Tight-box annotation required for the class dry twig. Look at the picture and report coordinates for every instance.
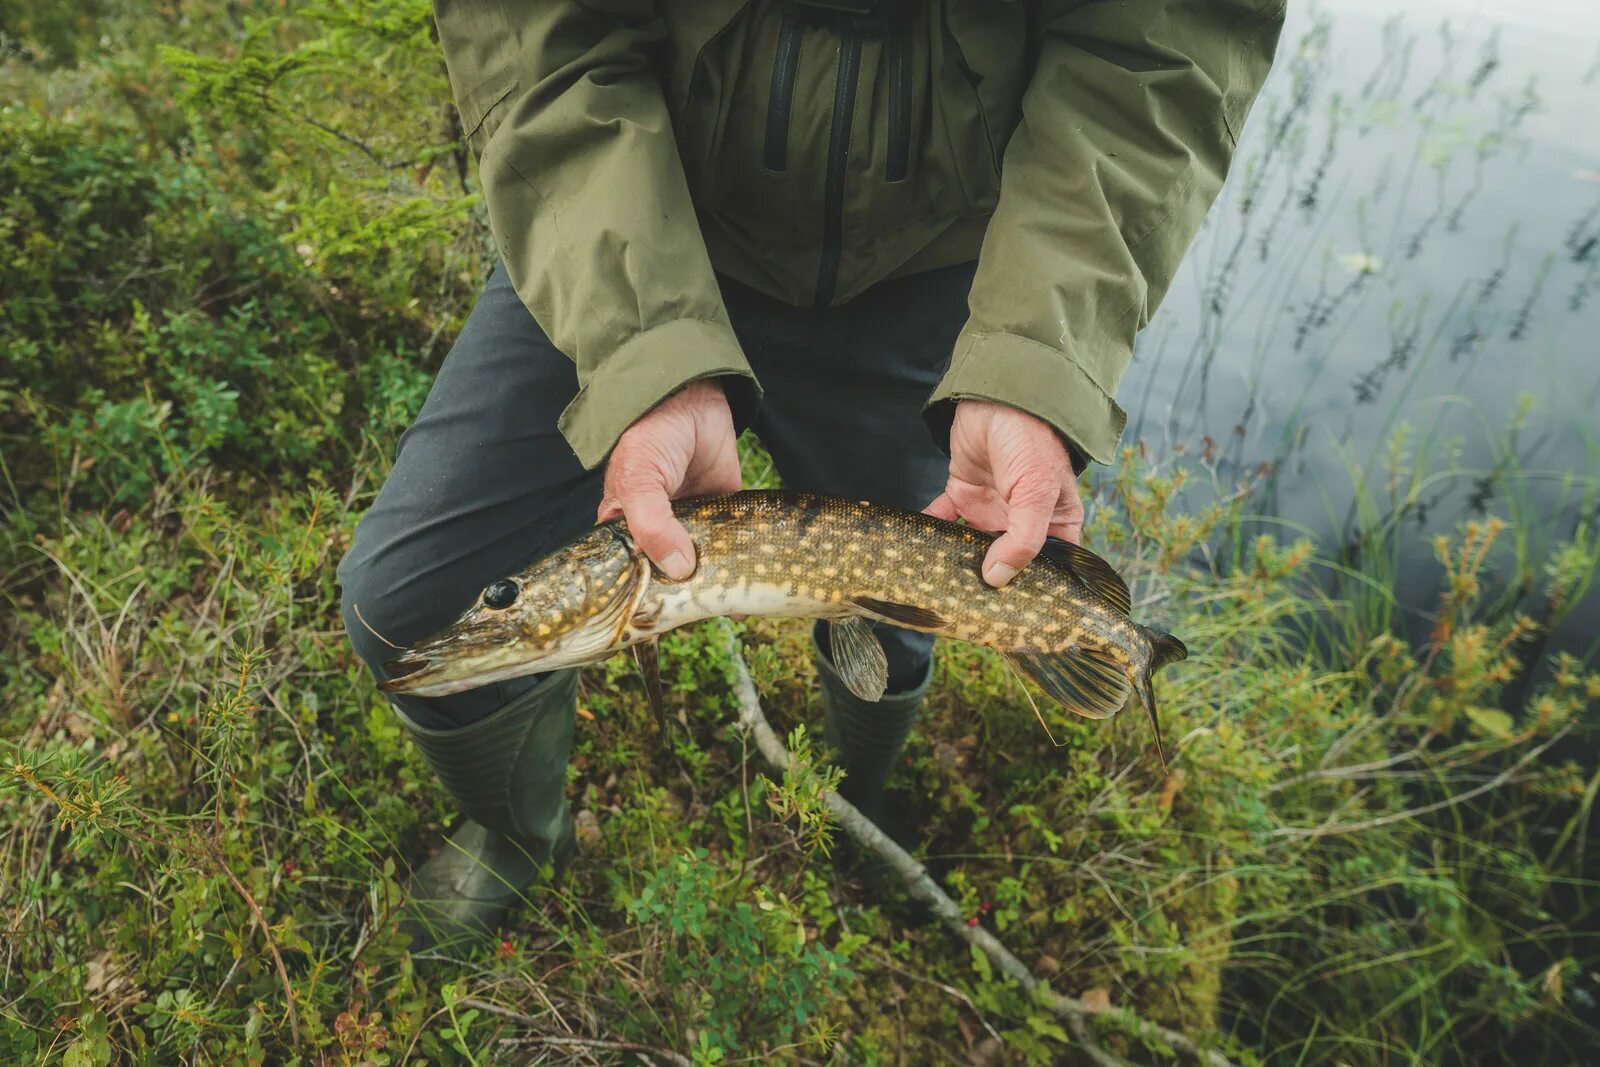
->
[459,997,692,1067]
[719,620,1234,1067]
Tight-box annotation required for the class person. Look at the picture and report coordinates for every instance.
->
[339,0,1284,948]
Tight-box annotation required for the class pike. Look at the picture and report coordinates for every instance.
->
[380,491,1188,766]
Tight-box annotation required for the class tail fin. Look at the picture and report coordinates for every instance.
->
[1132,625,1189,772]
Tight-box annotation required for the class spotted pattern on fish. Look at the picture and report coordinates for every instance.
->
[379,492,1187,765]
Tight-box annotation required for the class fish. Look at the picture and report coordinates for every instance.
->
[379,491,1188,766]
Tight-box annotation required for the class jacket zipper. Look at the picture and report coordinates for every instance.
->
[815,34,862,307]
[763,13,803,172]
[885,30,911,183]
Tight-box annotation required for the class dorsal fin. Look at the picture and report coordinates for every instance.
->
[1037,539,1131,615]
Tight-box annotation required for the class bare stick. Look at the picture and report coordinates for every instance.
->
[204,838,300,1045]
[719,620,1233,1067]
[459,998,692,1067]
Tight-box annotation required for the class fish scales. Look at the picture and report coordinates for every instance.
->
[378,490,1188,766]
[673,493,1130,654]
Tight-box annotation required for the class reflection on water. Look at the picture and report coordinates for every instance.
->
[1126,1,1600,658]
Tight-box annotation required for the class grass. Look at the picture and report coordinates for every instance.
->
[2,2,1597,1064]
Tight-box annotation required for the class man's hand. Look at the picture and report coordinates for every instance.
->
[925,399,1084,588]
[598,379,740,580]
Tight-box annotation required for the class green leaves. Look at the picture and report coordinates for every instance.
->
[1466,705,1516,739]
[622,847,859,1057]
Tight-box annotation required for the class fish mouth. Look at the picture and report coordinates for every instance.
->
[378,643,541,697]
[377,639,508,703]
[378,653,431,691]
[378,650,455,696]
[377,537,653,698]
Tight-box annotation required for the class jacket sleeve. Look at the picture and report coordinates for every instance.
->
[434,0,758,469]
[926,0,1285,466]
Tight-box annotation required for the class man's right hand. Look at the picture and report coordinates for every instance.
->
[598,379,740,581]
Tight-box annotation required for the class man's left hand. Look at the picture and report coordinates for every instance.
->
[925,399,1084,588]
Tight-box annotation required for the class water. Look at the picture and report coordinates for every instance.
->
[1125,0,1600,657]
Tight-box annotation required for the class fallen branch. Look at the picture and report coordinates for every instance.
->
[719,620,1233,1067]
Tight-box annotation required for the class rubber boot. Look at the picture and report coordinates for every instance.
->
[815,627,932,824]
[392,670,577,953]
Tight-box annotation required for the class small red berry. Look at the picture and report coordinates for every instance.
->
[979,901,992,913]
[966,916,980,927]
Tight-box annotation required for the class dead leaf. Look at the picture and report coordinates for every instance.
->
[1541,961,1565,1002]
[574,809,602,850]
[1081,988,1112,1014]
[85,952,116,995]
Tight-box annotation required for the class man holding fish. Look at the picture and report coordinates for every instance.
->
[338,0,1284,947]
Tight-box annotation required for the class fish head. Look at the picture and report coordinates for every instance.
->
[380,525,645,697]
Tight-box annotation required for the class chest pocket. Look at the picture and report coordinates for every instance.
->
[938,0,1030,202]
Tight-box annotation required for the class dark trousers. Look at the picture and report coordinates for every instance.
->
[338,260,976,731]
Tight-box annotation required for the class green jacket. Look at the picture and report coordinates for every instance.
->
[433,0,1285,470]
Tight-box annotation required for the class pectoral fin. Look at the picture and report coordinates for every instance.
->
[849,596,947,631]
[1005,645,1131,721]
[828,617,889,702]
[630,638,666,744]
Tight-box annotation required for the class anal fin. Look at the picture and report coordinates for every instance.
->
[829,617,888,702]
[1006,645,1131,721]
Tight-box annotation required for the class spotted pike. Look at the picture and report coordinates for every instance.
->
[380,491,1187,765]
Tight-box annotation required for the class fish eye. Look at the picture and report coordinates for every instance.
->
[482,578,519,609]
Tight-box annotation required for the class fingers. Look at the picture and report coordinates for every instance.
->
[981,473,1055,588]
[691,440,744,498]
[616,483,697,580]
[923,492,960,522]
[602,438,697,579]
[597,380,738,581]
[1048,508,1084,547]
[1048,474,1085,546]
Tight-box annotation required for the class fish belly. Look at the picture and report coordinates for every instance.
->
[647,578,849,635]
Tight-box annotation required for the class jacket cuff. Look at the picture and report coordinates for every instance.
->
[924,330,1127,469]
[557,318,760,470]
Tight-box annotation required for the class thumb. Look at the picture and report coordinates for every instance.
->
[618,483,697,581]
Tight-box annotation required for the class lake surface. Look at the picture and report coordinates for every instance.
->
[1125,0,1600,658]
